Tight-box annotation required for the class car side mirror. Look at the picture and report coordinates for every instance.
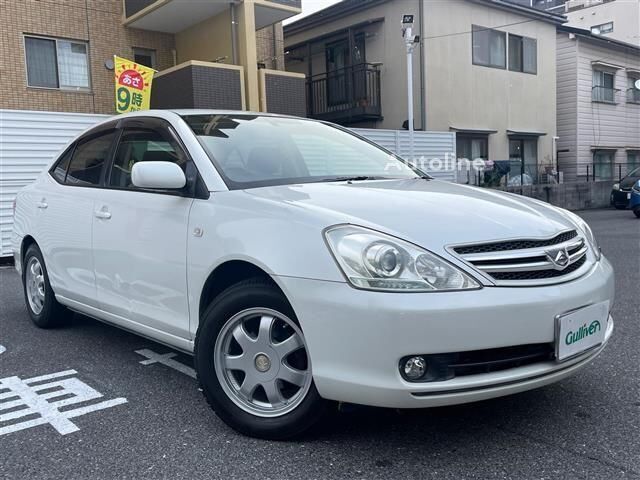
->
[131,161,186,190]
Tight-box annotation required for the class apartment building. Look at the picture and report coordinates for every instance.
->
[284,0,565,181]
[564,0,640,46]
[0,0,304,115]
[556,25,640,181]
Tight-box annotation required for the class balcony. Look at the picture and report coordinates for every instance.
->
[151,61,246,110]
[123,0,301,32]
[307,63,381,125]
[592,86,618,103]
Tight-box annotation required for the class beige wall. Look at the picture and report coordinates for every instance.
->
[285,0,558,165]
[286,0,421,130]
[175,10,233,64]
[566,0,640,47]
[424,0,558,166]
[0,0,175,114]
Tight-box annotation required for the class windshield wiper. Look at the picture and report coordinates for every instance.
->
[321,176,380,183]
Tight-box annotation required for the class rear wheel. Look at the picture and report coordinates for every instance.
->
[195,278,325,439]
[22,244,71,328]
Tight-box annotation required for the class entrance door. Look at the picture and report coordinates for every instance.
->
[509,138,538,184]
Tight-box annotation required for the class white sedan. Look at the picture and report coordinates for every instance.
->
[12,110,614,439]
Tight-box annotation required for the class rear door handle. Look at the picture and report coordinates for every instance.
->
[94,209,112,220]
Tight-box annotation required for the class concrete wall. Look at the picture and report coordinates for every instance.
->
[566,0,640,47]
[502,181,614,210]
[423,0,558,169]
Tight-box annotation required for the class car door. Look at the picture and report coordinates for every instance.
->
[35,126,117,307]
[91,118,194,339]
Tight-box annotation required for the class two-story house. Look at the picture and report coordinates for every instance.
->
[1,0,306,116]
[556,25,640,181]
[284,0,566,182]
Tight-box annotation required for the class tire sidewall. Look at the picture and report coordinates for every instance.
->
[22,245,59,328]
[195,281,325,439]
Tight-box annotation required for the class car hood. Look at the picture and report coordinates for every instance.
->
[244,179,577,252]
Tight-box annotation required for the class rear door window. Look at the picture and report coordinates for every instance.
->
[66,131,116,186]
[50,146,74,183]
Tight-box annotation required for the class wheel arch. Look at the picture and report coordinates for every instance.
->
[197,260,292,327]
[20,235,39,268]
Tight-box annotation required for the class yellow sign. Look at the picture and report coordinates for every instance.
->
[114,56,155,114]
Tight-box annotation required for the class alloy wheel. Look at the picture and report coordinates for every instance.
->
[214,308,312,417]
[25,257,45,315]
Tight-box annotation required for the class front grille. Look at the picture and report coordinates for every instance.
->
[452,230,590,286]
[490,255,586,281]
[454,230,578,255]
[406,344,555,382]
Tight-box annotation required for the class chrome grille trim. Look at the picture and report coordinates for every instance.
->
[450,230,592,286]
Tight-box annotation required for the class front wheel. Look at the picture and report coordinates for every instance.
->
[195,278,325,439]
[634,207,640,218]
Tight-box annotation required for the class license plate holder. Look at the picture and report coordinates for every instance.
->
[555,301,609,362]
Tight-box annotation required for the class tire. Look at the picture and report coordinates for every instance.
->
[634,207,640,218]
[195,278,326,439]
[22,244,71,328]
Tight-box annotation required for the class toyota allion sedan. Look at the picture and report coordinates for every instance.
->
[12,110,614,439]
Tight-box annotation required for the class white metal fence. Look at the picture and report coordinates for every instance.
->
[0,110,457,257]
[0,110,109,256]
[351,128,457,181]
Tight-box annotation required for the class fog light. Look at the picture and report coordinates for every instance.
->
[403,356,427,380]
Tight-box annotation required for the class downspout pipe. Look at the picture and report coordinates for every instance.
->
[231,2,238,65]
[419,0,426,131]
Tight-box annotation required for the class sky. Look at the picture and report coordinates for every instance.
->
[283,0,344,25]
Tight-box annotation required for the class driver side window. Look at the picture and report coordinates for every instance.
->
[109,127,187,189]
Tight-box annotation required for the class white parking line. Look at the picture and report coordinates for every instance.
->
[135,349,197,379]
[0,370,127,436]
[0,345,5,355]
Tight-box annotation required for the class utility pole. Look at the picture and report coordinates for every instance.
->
[402,14,419,163]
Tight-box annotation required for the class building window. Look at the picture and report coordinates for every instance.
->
[325,34,366,106]
[593,150,615,180]
[509,138,538,183]
[472,25,506,69]
[628,76,640,104]
[591,22,614,35]
[24,35,90,90]
[132,47,156,69]
[456,135,488,161]
[628,152,640,173]
[592,70,616,103]
[508,34,537,74]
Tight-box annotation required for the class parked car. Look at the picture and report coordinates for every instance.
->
[12,110,614,439]
[630,180,640,218]
[610,167,640,209]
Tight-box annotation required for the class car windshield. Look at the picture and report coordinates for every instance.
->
[180,114,423,189]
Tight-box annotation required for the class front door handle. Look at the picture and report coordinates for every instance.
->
[94,209,112,220]
[37,199,48,209]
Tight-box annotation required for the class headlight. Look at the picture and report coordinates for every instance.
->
[563,211,601,261]
[324,225,481,292]
[612,183,620,191]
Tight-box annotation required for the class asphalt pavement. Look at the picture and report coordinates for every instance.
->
[0,208,638,480]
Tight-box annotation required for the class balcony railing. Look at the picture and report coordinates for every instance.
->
[628,87,640,104]
[307,63,381,124]
[592,85,617,103]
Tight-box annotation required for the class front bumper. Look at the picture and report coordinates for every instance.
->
[611,189,631,207]
[276,256,615,408]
